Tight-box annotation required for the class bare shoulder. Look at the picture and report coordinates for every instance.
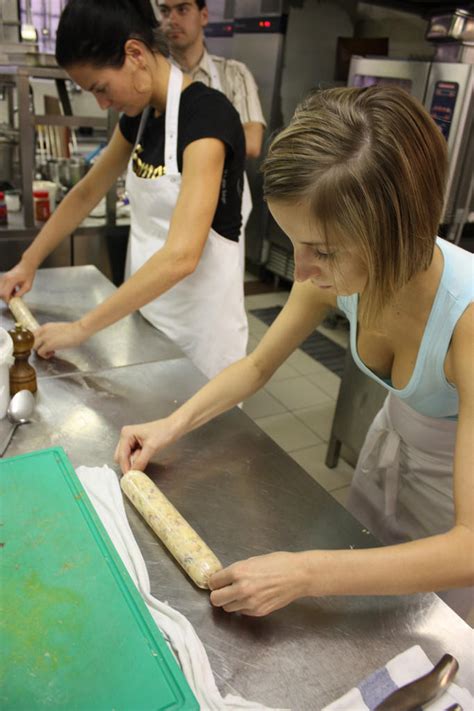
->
[450,302,474,393]
[451,302,474,352]
[182,137,226,174]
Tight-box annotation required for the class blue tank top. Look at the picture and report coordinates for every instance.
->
[337,238,473,419]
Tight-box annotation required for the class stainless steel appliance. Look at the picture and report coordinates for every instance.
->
[234,5,288,264]
[203,21,234,60]
[348,56,474,244]
[205,0,288,265]
[204,0,234,60]
[426,8,474,43]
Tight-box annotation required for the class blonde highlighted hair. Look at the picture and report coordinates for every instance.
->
[262,86,448,325]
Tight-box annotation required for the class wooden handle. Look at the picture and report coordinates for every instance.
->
[8,297,40,333]
[121,470,222,589]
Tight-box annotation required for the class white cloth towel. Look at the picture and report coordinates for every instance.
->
[321,645,473,711]
[76,465,288,711]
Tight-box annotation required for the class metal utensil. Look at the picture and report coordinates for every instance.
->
[374,654,459,711]
[0,390,35,457]
[21,0,38,43]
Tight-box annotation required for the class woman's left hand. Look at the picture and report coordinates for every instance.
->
[208,551,309,617]
[34,321,88,358]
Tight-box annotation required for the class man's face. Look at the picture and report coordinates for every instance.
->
[157,1,208,52]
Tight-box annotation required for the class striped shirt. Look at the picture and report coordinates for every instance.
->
[173,49,266,127]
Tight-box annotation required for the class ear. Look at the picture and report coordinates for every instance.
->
[201,5,209,28]
[124,39,148,67]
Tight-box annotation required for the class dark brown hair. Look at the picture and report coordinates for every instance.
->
[56,0,169,68]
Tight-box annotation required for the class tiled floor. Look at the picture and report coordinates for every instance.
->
[242,282,353,509]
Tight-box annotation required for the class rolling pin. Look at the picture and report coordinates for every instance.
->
[8,297,40,333]
[120,470,222,589]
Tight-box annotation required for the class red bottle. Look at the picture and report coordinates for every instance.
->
[33,190,51,222]
[0,191,8,225]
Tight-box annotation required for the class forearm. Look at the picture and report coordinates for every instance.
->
[22,125,131,269]
[22,183,103,268]
[301,525,474,597]
[164,282,336,443]
[243,122,264,158]
[166,354,269,442]
[115,351,269,473]
[79,247,194,337]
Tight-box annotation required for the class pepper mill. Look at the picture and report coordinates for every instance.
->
[8,323,37,396]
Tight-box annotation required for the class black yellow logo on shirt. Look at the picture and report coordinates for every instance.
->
[132,144,167,179]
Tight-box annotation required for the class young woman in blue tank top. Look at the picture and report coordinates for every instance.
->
[115,86,474,619]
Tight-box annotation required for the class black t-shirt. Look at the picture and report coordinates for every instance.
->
[119,82,245,241]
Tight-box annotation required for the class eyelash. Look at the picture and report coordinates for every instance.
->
[314,250,333,261]
[161,7,189,15]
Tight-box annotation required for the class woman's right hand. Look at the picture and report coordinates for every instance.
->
[114,418,179,474]
[0,259,36,302]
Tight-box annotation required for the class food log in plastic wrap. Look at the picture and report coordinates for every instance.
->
[120,469,222,588]
[8,297,40,333]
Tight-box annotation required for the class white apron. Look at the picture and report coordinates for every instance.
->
[348,392,473,618]
[125,64,248,380]
[208,56,252,273]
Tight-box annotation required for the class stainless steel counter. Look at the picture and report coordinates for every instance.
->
[1,268,473,710]
[0,266,183,377]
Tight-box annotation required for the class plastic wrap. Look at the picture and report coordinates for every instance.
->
[121,470,222,589]
[8,297,40,333]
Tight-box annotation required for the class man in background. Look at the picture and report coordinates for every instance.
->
[156,0,266,158]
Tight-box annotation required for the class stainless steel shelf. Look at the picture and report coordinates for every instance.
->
[32,115,108,129]
[0,63,117,228]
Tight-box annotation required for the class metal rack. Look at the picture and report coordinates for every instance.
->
[0,63,117,229]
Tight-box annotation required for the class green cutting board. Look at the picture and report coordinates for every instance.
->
[0,447,199,711]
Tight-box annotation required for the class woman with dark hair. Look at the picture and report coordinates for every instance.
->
[115,86,473,619]
[0,0,248,379]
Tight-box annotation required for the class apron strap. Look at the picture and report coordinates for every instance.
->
[135,106,152,149]
[360,398,402,519]
[164,63,183,176]
[379,431,402,518]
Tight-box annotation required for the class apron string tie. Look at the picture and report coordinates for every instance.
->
[361,426,402,518]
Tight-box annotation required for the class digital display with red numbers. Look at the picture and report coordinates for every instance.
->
[429,81,459,141]
[234,16,287,34]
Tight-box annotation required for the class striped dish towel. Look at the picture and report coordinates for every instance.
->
[322,645,473,711]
